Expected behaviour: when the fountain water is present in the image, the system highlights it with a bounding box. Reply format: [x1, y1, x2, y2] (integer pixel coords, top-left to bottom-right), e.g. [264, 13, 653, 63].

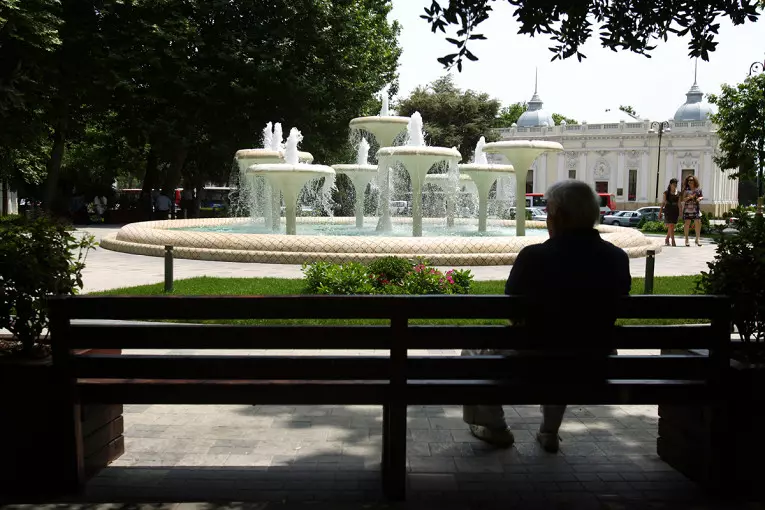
[377, 112, 461, 237]
[246, 127, 335, 235]
[348, 91, 410, 232]
[332, 137, 378, 228]
[458, 136, 516, 232]
[482, 140, 563, 235]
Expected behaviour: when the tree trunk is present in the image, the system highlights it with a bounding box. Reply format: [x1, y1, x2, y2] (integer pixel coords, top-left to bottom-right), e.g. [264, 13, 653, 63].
[141, 148, 158, 194]
[42, 122, 68, 213]
[164, 145, 189, 193]
[2, 179, 8, 216]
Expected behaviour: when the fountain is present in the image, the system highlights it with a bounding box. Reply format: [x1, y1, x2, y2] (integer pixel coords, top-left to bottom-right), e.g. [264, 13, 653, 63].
[482, 140, 563, 236]
[424, 172, 476, 227]
[458, 136, 516, 232]
[235, 122, 314, 230]
[246, 128, 335, 235]
[376, 112, 461, 237]
[349, 91, 409, 232]
[332, 138, 378, 228]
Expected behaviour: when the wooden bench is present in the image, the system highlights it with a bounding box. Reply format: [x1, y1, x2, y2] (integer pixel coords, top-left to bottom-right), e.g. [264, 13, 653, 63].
[49, 294, 731, 501]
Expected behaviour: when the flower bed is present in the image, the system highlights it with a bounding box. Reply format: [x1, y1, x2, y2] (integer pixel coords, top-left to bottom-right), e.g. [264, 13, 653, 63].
[302, 256, 473, 295]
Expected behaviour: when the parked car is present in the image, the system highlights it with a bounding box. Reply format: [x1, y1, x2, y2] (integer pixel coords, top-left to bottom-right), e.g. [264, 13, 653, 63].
[604, 210, 642, 227]
[528, 207, 547, 221]
[389, 201, 409, 215]
[636, 206, 660, 222]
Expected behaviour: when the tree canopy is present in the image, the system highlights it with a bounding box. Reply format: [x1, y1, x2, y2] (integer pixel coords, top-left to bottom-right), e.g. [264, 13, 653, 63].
[421, 0, 761, 71]
[708, 73, 765, 188]
[396, 75, 500, 161]
[493, 102, 576, 127]
[0, 0, 401, 213]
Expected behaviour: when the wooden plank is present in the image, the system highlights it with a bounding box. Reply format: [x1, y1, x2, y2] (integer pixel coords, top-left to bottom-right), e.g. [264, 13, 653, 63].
[81, 404, 124, 436]
[53, 294, 729, 321]
[405, 324, 716, 350]
[72, 355, 391, 380]
[387, 316, 407, 501]
[84, 436, 124, 479]
[83, 415, 124, 458]
[405, 355, 711, 381]
[401, 380, 712, 405]
[68, 324, 391, 350]
[78, 380, 389, 405]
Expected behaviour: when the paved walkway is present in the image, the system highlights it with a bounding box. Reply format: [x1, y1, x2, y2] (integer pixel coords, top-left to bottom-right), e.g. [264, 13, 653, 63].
[79, 226, 716, 293]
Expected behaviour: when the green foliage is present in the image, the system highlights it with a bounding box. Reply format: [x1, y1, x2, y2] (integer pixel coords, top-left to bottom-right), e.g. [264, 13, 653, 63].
[709, 73, 765, 182]
[697, 214, 765, 359]
[396, 75, 500, 158]
[640, 213, 711, 234]
[0, 215, 96, 355]
[494, 102, 576, 128]
[367, 256, 413, 285]
[422, 1, 760, 70]
[302, 257, 473, 296]
[619, 105, 639, 118]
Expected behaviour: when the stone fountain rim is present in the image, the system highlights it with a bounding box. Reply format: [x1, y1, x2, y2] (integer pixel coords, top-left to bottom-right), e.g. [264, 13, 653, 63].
[458, 164, 516, 173]
[246, 163, 336, 175]
[236, 149, 314, 162]
[331, 164, 379, 172]
[482, 140, 564, 152]
[376, 146, 461, 158]
[425, 173, 475, 181]
[349, 116, 410, 127]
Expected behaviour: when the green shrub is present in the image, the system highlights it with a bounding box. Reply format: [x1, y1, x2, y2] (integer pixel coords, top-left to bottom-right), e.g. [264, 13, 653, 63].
[697, 213, 765, 362]
[0, 215, 96, 356]
[301, 257, 473, 295]
[640, 213, 711, 234]
[368, 256, 412, 286]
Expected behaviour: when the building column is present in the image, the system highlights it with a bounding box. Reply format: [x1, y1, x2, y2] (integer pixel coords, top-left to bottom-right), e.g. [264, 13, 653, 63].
[617, 151, 625, 203]
[538, 154, 547, 191]
[640, 150, 649, 202]
[557, 153, 566, 182]
[579, 152, 588, 185]
[664, 151, 674, 190]
[702, 151, 712, 195]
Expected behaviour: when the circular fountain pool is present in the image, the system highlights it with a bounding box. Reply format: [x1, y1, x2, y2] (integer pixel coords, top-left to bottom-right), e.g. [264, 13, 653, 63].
[100, 217, 662, 266]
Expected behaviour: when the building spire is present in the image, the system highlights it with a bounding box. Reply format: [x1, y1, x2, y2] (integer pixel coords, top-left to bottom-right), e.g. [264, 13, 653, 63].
[693, 58, 698, 86]
[534, 66, 538, 94]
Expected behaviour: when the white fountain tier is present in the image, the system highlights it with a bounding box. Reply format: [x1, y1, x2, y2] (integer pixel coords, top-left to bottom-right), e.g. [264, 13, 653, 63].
[482, 140, 563, 236]
[332, 164, 378, 229]
[377, 146, 461, 237]
[458, 164, 516, 233]
[349, 115, 410, 233]
[247, 163, 335, 235]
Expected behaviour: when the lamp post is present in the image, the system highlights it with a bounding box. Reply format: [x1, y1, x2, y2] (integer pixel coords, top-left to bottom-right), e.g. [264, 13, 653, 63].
[749, 58, 764, 215]
[651, 121, 671, 204]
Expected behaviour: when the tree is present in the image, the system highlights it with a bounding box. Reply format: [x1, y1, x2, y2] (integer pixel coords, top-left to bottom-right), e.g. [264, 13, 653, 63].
[421, 1, 761, 71]
[396, 75, 500, 160]
[493, 101, 576, 127]
[708, 73, 765, 195]
[619, 105, 639, 118]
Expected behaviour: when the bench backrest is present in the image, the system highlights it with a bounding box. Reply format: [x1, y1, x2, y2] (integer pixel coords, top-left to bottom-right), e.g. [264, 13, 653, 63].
[49, 295, 731, 405]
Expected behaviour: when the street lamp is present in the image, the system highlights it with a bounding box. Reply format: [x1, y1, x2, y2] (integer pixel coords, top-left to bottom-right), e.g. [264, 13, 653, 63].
[749, 58, 764, 213]
[651, 121, 671, 204]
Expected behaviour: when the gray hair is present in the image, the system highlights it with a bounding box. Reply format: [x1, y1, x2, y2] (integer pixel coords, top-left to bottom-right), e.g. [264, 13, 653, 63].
[545, 180, 600, 230]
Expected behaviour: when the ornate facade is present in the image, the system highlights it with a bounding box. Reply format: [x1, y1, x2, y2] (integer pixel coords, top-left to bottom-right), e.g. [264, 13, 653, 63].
[491, 70, 738, 215]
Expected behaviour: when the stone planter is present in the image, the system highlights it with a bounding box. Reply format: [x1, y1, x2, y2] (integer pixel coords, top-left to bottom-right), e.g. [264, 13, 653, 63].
[0, 348, 124, 499]
[658, 348, 765, 498]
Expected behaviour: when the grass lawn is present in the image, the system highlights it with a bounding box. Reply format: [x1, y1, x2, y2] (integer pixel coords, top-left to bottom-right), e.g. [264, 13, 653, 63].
[95, 275, 701, 326]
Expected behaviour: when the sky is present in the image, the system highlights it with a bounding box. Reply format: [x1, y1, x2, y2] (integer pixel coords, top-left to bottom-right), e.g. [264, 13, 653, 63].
[387, 1, 765, 122]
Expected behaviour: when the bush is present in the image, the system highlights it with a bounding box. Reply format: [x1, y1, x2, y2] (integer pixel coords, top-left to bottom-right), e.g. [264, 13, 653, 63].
[697, 213, 765, 362]
[0, 215, 96, 356]
[302, 257, 473, 295]
[640, 213, 711, 234]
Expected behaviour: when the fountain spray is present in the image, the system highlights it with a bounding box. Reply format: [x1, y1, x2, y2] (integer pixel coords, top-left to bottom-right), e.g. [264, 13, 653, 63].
[356, 137, 370, 166]
[262, 122, 273, 150]
[272, 123, 284, 152]
[406, 112, 425, 147]
[380, 93, 389, 117]
[473, 136, 488, 165]
[284, 128, 303, 166]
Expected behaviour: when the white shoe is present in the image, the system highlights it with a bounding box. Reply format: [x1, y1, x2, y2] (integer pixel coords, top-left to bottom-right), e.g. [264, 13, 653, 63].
[468, 424, 515, 448]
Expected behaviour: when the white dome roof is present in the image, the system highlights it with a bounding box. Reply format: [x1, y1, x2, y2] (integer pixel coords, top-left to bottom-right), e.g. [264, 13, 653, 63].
[674, 68, 715, 122]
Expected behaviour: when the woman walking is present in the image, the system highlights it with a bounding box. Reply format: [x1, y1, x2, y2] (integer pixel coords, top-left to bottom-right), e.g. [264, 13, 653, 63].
[659, 178, 680, 246]
[681, 175, 703, 246]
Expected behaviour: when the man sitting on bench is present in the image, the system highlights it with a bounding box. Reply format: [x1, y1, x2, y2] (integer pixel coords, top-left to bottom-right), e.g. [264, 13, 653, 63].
[463, 179, 632, 452]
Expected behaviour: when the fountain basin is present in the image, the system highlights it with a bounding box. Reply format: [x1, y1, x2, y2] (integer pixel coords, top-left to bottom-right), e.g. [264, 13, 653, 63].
[482, 140, 563, 236]
[332, 164, 379, 229]
[246, 163, 335, 235]
[101, 217, 663, 265]
[459, 164, 516, 232]
[377, 146, 461, 237]
[349, 116, 409, 147]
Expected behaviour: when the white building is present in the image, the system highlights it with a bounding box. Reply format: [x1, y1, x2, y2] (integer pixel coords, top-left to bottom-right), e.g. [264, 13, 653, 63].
[1, 182, 18, 216]
[492, 66, 738, 215]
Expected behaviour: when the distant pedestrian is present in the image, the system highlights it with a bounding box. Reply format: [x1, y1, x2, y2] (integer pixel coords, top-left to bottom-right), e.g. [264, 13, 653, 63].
[154, 191, 172, 221]
[681, 175, 703, 247]
[659, 178, 680, 246]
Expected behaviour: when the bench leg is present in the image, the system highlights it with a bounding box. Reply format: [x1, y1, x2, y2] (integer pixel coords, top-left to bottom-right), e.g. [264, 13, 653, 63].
[382, 402, 407, 501]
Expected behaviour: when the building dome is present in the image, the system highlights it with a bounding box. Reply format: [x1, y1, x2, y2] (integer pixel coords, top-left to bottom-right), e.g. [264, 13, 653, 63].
[517, 69, 555, 128]
[673, 62, 715, 122]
